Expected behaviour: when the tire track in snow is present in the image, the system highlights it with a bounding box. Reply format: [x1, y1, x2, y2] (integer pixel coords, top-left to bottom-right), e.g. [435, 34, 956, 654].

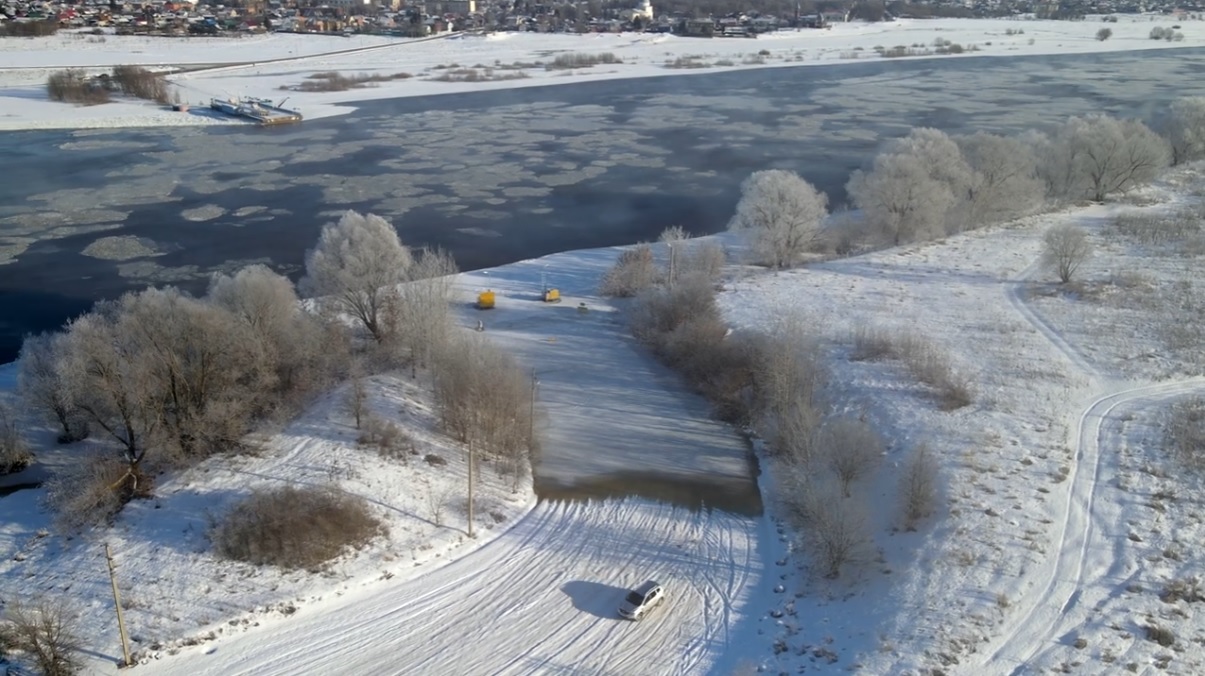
[148, 498, 762, 676]
[982, 254, 1205, 672]
[981, 381, 1205, 673]
[1006, 258, 1101, 380]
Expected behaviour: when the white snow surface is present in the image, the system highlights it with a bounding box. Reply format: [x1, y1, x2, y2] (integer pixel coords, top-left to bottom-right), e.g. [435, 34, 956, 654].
[1, 16, 1203, 130]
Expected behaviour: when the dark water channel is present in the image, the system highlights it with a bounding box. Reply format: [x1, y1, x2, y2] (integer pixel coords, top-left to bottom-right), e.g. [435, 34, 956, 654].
[3, 48, 1205, 512]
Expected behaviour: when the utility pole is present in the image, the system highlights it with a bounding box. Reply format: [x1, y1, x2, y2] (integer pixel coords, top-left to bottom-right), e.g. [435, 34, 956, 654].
[529, 369, 538, 446]
[668, 243, 677, 290]
[467, 438, 475, 538]
[105, 543, 132, 668]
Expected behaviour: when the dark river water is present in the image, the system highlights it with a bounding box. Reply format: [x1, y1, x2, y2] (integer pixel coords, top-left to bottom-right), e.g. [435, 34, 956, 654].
[2, 47, 1205, 363]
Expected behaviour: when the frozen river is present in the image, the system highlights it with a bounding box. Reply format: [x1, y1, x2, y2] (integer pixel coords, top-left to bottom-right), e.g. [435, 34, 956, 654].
[2, 47, 1205, 361]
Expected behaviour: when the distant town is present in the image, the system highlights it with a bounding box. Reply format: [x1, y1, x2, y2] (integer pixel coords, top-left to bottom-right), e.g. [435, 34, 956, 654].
[2, 0, 1204, 40]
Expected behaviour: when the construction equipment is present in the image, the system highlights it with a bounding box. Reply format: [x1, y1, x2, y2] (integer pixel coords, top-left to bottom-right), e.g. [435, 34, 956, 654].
[476, 290, 495, 310]
[540, 268, 561, 303]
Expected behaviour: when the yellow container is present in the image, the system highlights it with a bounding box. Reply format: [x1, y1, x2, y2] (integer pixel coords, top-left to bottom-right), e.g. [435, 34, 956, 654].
[476, 290, 495, 309]
[543, 288, 560, 303]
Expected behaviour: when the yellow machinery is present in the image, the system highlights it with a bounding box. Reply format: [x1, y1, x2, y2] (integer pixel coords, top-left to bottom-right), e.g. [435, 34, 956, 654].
[542, 288, 561, 303]
[476, 290, 495, 310]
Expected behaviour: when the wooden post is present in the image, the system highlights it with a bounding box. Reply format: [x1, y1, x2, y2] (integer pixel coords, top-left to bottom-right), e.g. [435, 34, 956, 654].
[105, 543, 132, 668]
[467, 438, 475, 538]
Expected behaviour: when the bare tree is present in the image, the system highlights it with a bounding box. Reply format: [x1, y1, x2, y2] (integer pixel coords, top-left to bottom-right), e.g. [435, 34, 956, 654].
[17, 333, 88, 443]
[728, 169, 827, 268]
[118, 288, 264, 462]
[1163, 96, 1205, 165]
[347, 363, 368, 430]
[432, 332, 532, 470]
[899, 443, 939, 531]
[381, 247, 458, 373]
[4, 598, 80, 676]
[820, 416, 883, 497]
[955, 131, 1045, 226]
[60, 304, 164, 497]
[1052, 115, 1170, 202]
[300, 211, 413, 342]
[1043, 223, 1093, 283]
[786, 474, 873, 579]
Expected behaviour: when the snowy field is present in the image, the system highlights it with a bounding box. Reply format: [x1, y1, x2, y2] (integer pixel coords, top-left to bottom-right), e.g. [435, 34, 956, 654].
[1, 15, 1203, 130]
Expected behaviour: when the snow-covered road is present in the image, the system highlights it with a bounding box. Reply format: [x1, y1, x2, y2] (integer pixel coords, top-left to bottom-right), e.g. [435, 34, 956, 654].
[145, 498, 765, 675]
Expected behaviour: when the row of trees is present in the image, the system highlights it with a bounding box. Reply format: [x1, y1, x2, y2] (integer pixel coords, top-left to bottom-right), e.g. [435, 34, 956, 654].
[727, 98, 1205, 267]
[602, 230, 940, 578]
[17, 208, 538, 531]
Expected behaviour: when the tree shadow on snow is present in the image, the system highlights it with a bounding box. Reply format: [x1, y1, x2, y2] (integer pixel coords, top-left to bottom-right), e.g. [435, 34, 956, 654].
[560, 580, 629, 620]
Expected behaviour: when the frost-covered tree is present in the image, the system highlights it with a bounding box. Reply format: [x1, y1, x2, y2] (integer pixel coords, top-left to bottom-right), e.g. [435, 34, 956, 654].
[300, 211, 413, 342]
[1049, 115, 1170, 202]
[1043, 223, 1093, 283]
[956, 131, 1045, 225]
[18, 332, 88, 443]
[1163, 97, 1205, 165]
[847, 128, 973, 244]
[382, 247, 459, 372]
[727, 169, 827, 268]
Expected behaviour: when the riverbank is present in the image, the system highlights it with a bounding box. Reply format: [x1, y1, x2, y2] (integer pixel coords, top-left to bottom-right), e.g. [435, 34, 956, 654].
[1, 15, 1202, 131]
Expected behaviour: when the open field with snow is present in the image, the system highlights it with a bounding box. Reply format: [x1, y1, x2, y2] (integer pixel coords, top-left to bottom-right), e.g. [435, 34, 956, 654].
[1, 16, 1204, 130]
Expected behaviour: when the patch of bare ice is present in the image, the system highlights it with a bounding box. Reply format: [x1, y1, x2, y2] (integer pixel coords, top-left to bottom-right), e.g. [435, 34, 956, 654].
[82, 235, 160, 261]
[181, 205, 226, 222]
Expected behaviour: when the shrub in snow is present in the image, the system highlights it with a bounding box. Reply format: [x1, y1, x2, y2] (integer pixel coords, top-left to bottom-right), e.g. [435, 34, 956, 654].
[1096, 28, 1112, 41]
[0, 402, 31, 475]
[785, 473, 873, 579]
[899, 443, 940, 531]
[17, 332, 89, 444]
[432, 332, 533, 471]
[3, 597, 81, 676]
[819, 417, 884, 498]
[1166, 396, 1205, 472]
[212, 485, 383, 570]
[44, 456, 131, 532]
[599, 244, 661, 297]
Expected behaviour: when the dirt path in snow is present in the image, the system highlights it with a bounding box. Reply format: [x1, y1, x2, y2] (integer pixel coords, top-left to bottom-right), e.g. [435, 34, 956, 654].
[979, 256, 1205, 674]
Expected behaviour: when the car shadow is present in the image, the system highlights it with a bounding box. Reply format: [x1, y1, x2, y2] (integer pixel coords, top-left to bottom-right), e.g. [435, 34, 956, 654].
[561, 580, 630, 620]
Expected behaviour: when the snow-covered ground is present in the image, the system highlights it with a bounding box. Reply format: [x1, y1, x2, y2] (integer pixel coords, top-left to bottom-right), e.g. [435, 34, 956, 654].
[1, 15, 1203, 130]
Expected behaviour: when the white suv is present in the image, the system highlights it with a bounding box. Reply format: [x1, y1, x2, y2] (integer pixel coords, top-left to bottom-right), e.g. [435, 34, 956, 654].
[618, 581, 665, 621]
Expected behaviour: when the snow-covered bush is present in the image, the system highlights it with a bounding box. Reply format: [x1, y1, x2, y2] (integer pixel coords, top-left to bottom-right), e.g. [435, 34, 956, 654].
[211, 485, 383, 570]
[0, 401, 31, 475]
[783, 472, 873, 579]
[599, 244, 660, 297]
[44, 456, 131, 532]
[1162, 97, 1205, 165]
